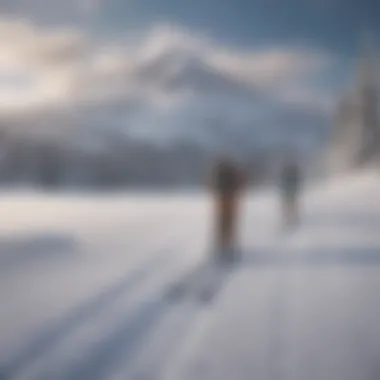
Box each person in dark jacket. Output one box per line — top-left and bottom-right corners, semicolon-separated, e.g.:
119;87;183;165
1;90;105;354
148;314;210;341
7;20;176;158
211;156;246;262
279;158;301;230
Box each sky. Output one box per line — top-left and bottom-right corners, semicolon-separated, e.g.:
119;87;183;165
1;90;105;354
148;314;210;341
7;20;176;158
0;0;378;151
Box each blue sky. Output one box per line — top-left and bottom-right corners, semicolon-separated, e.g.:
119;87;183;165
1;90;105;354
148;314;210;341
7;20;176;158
0;0;377;150
105;0;379;55
2;0;378;93
2;0;379;56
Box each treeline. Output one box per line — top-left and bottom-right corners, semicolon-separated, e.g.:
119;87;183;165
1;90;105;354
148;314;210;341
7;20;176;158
0;130;273;189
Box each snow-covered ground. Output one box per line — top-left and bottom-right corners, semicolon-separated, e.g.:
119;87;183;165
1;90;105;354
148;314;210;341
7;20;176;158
1;170;380;380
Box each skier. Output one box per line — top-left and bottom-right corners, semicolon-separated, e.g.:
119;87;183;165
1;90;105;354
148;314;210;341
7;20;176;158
279;157;301;231
211;156;246;263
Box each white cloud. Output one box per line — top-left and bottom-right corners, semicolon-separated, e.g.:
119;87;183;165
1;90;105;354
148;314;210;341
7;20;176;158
0;18;336;149
0;18;86;65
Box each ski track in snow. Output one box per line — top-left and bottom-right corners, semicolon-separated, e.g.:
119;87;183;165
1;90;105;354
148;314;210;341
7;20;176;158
1;171;380;380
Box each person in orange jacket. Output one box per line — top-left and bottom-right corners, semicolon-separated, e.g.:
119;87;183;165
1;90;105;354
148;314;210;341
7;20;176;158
211;156;247;263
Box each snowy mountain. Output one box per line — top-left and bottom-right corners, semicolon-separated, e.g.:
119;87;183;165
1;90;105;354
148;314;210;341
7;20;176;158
0;22;332;166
